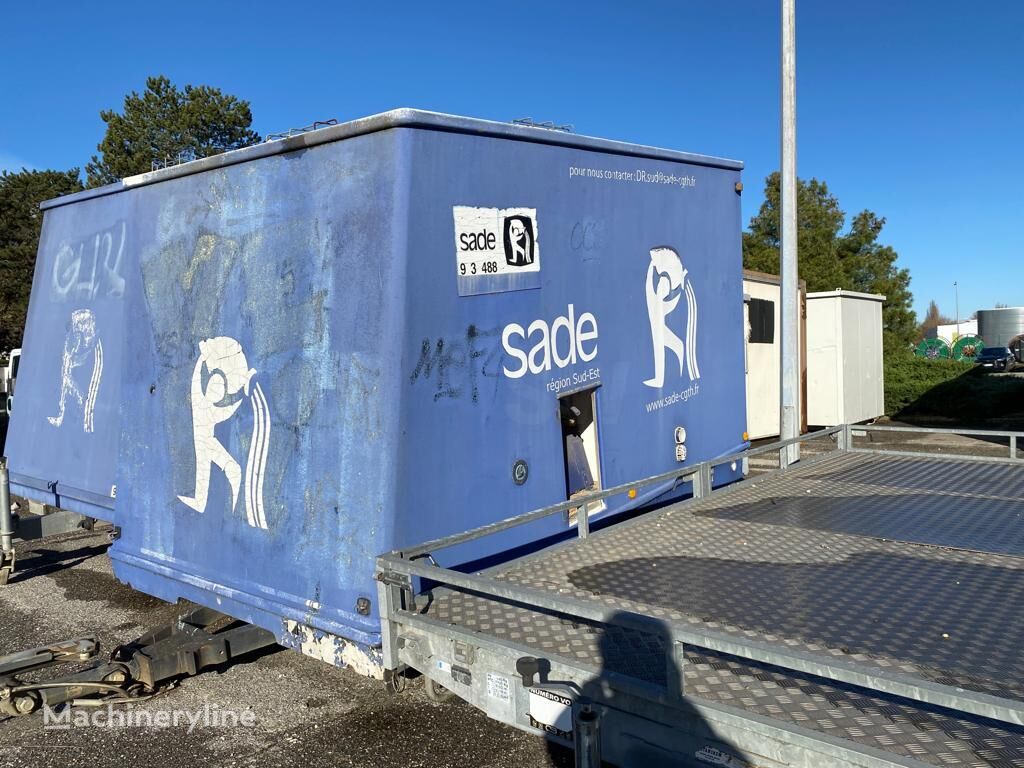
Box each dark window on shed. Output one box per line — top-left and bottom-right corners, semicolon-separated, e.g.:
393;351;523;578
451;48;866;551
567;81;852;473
748;298;775;344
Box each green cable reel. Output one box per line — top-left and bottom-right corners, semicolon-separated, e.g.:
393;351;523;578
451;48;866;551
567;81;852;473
915;337;951;360
951;334;985;362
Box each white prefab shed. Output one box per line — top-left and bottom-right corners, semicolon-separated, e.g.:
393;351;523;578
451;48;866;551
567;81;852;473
806;290;885;427
742;271;806;441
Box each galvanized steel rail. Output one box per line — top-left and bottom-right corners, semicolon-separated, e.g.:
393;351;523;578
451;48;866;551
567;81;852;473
398;426;845;560
851;423;1022;462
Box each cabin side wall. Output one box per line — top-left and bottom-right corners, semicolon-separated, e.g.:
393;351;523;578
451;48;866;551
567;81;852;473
108;129;410;651
5;193;131;517
395;129;748;562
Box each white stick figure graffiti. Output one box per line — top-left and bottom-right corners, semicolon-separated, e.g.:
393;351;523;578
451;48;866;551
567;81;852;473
177;337;270;530
48;309;104;433
643;247;700;389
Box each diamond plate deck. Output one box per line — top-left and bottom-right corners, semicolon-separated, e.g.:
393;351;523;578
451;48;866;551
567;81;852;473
423;451;1024;767
710;453;1024;555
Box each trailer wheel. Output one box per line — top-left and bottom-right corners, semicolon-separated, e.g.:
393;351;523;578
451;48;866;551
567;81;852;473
424;677;453;702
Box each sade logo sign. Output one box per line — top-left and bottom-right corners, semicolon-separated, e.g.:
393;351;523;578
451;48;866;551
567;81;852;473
501;304;598;379
453;206;540;279
502;215;535;267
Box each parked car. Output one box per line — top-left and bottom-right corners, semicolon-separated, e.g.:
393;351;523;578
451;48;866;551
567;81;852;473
974;346;1017;372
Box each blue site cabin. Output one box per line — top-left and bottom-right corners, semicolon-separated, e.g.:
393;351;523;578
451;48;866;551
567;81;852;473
5;110;747;670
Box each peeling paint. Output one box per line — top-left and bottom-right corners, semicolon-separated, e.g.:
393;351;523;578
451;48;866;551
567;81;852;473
282;620;383;679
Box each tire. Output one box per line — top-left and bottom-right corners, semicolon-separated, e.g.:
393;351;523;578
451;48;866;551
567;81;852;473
423;677;454;702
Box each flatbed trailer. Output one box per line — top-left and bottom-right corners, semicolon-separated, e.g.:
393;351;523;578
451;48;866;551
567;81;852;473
377;425;1024;768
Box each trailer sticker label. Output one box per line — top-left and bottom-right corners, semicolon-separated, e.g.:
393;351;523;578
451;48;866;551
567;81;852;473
644;246;700;389
485;672;511;702
48;308;103;434
527;688;573;738
453;206;540;279
451;665;472;686
695;745;750;768
177;337;271;530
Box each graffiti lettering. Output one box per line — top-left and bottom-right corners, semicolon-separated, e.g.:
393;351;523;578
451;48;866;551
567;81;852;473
570;219;605;253
409;325;503;403
52;221;127;301
411;338;461;401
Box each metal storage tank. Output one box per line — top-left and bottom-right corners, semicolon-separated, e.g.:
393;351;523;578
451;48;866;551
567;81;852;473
977;307;1024;355
805;290;885;426
5;110;749;671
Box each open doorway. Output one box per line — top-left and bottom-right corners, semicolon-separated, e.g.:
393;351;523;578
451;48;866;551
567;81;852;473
559;386;604;524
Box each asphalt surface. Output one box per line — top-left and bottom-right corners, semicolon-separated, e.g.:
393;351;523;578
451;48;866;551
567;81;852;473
750;419;1022;469
850;419;1023;458
1;427;1019;768
0;529;570;768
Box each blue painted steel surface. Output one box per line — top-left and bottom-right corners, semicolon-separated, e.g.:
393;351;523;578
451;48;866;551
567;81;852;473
396;126;746;569
7;111;747;659
5;194;128;518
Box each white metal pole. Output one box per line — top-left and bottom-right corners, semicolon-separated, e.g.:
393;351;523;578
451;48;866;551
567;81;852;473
780;0;800;466
954;281;960;339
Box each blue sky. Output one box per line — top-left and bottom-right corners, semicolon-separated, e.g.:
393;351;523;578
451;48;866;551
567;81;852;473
1;1;1021;320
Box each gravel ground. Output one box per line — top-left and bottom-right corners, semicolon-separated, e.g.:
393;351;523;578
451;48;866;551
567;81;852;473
0;529;570;768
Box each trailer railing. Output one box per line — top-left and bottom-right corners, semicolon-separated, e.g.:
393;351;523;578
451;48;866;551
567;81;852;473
849;423;1022;462
377;423;1024;731
397;425;845;560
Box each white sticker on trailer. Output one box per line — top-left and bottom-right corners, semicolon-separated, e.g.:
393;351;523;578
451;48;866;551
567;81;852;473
453;206;540;279
695;745;750;768
527;687;573;737
486;672;511;702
